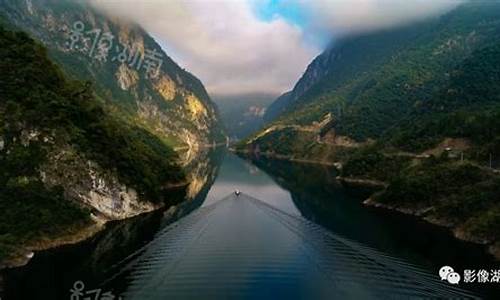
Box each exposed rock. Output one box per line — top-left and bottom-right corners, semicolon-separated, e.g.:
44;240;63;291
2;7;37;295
337;177;388;190
116;64;139;90
41;144;160;220
20;129;40;146
155;75;177;101
363;197;432;217
185;94;208;119
0;0;225;269
1;0;223;155
25;0;34;15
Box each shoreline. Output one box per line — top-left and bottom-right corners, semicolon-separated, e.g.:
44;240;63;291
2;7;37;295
335;172;500;261
0;200;175;271
0;175;192;271
0;220;106;270
335;176;388;190
236;150;500;261
232;149;341;167
363;196;500;261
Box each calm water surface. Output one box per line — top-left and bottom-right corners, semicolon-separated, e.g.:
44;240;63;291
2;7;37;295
1;149;499;299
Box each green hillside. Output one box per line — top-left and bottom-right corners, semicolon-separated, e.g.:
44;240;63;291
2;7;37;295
243;1;500;259
262;1;500;141
0;26;183;262
390;43;500;156
1;0;223;149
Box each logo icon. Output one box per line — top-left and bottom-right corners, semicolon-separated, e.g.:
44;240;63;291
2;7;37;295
439;266;461;284
447;272;461;284
439;266;454;280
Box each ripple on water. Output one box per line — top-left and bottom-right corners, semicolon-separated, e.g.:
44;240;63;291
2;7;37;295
115;194;478;300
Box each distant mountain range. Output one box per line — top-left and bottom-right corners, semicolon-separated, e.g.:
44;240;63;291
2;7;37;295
214;93;277;140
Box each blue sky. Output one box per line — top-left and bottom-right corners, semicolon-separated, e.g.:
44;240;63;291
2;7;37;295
251;0;330;47
253;0;308;26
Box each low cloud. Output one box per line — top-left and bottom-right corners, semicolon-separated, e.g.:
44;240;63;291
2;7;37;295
302;0;463;37
90;0;318;96
90;0;462;97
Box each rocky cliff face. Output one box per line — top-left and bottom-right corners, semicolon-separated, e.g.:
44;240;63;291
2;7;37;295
0;0;226;264
12;128;159;220
263;53;332;123
1;0;223;161
1;0;224;220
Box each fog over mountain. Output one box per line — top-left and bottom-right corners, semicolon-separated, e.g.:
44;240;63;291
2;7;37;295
295;0;463;37
90;0;462;97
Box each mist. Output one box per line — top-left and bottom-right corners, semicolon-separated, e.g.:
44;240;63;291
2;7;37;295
90;0;463;97
300;0;463;37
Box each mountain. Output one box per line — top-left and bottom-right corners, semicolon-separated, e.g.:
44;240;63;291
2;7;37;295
250;1;500;155
0;0;223;266
390;42;500;154
0;24;186;263
263;22;431;124
214;93;277;140
1;0;223;158
243;1;500;259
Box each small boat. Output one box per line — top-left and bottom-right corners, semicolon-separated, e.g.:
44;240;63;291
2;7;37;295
234;190;241;196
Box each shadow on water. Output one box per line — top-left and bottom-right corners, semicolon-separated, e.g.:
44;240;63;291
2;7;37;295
0;148;224;300
1;149;499;298
248;155;500;298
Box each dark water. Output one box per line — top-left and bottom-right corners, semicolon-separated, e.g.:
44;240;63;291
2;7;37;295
1;149;499;299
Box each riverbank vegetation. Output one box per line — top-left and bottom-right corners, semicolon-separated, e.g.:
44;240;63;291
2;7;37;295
244;2;500;257
0;26;184;263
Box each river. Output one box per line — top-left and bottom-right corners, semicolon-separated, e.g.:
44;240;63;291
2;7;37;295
1;148;499;299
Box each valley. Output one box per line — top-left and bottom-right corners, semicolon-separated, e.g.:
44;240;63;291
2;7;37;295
1;0;500;298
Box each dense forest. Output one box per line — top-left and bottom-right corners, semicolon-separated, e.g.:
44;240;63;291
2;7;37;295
244;1;500;258
390;43;500;156
262;1;500;142
0;26;184;261
1;0;223;150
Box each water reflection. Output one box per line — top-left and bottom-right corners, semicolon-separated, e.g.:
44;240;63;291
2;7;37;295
248;155;500;298
1;147;224;300
2;148;499;299
202;152;300;215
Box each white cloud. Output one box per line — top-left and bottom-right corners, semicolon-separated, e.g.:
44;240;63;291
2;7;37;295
90;0;319;96
295;0;463;37
90;0;462;97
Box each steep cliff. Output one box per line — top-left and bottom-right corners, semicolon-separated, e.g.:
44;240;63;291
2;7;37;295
261;1;500;142
0;0;224;266
1;0;223;161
